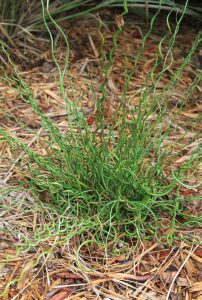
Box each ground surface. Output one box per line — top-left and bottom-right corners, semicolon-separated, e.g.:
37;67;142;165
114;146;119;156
0;12;202;300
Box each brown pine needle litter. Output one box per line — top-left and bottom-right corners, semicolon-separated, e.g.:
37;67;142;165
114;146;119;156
0;10;202;300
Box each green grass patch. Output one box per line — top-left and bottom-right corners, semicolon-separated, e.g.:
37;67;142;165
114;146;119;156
0;1;201;254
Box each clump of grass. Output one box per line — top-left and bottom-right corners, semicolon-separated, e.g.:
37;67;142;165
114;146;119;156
0;1;201;251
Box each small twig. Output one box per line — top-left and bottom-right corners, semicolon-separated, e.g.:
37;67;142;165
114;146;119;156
80;57;89;74
88;34;99;58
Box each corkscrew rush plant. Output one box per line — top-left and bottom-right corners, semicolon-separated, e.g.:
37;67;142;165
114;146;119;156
0;0;201;260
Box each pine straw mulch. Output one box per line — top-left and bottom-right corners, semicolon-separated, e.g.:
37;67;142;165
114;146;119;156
0;188;202;300
0;13;202;300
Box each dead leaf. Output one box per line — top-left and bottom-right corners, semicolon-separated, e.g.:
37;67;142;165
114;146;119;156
106;272;151;282
189;281;202;292
177;277;190;287
194;247;202;258
87;116;95;125
50;290;70;300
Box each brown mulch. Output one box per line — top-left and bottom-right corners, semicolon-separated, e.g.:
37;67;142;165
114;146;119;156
0;12;201;300
0;185;202;299
0;188;202;300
